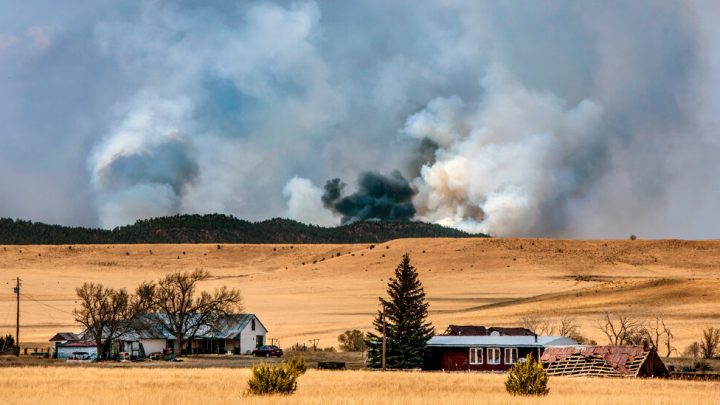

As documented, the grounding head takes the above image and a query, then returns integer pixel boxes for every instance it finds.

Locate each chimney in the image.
[642,339,649,351]
[534,333,537,343]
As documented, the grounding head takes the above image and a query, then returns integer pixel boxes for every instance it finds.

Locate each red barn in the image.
[425,335,578,371]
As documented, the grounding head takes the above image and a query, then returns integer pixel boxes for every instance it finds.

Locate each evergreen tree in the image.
[366,254,434,369]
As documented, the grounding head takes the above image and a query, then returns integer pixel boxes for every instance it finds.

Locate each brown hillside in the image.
[0,238,718,350]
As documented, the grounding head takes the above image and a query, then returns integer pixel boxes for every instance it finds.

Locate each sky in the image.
[1,0,720,238]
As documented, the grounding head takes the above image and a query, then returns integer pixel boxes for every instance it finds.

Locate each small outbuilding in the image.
[425,335,577,371]
[56,341,97,360]
[541,345,668,377]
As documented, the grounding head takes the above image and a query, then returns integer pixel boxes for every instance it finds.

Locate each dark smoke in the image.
[322,171,416,223]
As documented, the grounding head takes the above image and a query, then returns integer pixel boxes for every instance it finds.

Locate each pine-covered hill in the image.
[0,214,487,244]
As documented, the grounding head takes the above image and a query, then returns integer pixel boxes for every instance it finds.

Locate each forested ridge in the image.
[0,214,486,244]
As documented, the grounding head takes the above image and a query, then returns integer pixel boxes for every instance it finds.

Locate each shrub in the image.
[505,355,549,396]
[247,356,307,395]
[630,234,637,240]
[287,356,308,375]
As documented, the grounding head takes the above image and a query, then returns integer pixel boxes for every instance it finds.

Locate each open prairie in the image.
[1,238,719,350]
[1,367,718,405]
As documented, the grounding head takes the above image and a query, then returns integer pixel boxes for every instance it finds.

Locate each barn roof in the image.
[488,327,534,336]
[541,346,666,377]
[445,325,487,336]
[427,335,577,347]
[444,325,535,336]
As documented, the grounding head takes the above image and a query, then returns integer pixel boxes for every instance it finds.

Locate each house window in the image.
[487,348,501,364]
[251,319,256,331]
[469,348,483,365]
[505,348,518,364]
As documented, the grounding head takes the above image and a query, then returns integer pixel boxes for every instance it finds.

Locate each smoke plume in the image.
[321,172,416,224]
[4,1,720,238]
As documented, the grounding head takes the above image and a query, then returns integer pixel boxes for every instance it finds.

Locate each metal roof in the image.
[427,335,578,347]
[113,313,261,341]
[49,332,81,342]
[540,346,664,377]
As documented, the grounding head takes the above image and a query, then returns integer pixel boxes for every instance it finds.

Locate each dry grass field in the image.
[1,238,720,351]
[1,367,718,405]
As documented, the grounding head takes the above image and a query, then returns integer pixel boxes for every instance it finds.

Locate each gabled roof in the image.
[49,332,81,342]
[443,325,534,336]
[428,335,577,348]
[541,346,668,377]
[113,313,262,341]
[445,325,487,336]
[488,327,534,336]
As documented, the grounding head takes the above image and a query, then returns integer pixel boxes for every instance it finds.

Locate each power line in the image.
[20,293,74,316]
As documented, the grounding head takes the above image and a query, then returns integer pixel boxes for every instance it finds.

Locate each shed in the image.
[425,335,577,371]
[541,345,668,377]
[56,341,97,360]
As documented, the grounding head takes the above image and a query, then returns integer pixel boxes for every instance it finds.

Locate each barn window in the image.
[487,348,501,364]
[505,348,518,364]
[469,348,483,364]
[251,319,256,331]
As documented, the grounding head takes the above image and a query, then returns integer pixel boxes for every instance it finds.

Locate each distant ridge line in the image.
[0,214,487,244]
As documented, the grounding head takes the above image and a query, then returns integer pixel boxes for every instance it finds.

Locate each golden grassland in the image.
[1,367,718,405]
[1,238,720,349]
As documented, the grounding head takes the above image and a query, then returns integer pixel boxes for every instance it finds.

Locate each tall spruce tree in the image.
[366,254,434,369]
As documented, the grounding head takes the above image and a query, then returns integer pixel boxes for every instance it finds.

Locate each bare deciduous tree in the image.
[520,314,554,335]
[147,269,243,356]
[557,316,579,337]
[643,315,675,357]
[595,311,645,345]
[73,282,152,360]
[684,342,701,359]
[699,327,720,359]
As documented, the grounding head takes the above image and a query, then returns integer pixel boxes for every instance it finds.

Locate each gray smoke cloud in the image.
[321,172,416,224]
[2,1,720,237]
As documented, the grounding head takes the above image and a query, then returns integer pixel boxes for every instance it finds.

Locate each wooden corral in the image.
[541,345,668,378]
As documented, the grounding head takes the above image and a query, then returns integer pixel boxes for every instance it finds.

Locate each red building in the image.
[425,335,577,371]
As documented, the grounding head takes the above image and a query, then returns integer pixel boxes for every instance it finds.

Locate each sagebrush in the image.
[505,354,549,396]
[247,356,307,395]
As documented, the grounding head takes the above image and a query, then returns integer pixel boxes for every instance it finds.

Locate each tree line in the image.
[0,215,482,244]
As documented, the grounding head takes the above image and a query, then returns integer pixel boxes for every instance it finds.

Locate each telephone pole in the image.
[14,277,20,357]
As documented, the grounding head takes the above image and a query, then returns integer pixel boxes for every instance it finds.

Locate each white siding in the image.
[140,339,167,355]
[239,316,267,354]
[57,346,97,359]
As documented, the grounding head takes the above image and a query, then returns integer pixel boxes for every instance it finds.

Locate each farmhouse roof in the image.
[427,335,577,347]
[541,345,668,377]
[445,325,487,335]
[488,327,534,336]
[443,325,534,336]
[114,313,263,341]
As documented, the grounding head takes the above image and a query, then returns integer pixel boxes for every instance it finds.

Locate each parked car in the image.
[252,345,283,357]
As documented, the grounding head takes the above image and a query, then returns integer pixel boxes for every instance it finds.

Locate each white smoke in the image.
[283,177,338,226]
[7,1,720,237]
[406,67,603,236]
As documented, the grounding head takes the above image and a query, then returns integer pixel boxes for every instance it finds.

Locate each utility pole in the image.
[14,277,20,357]
[381,307,386,371]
